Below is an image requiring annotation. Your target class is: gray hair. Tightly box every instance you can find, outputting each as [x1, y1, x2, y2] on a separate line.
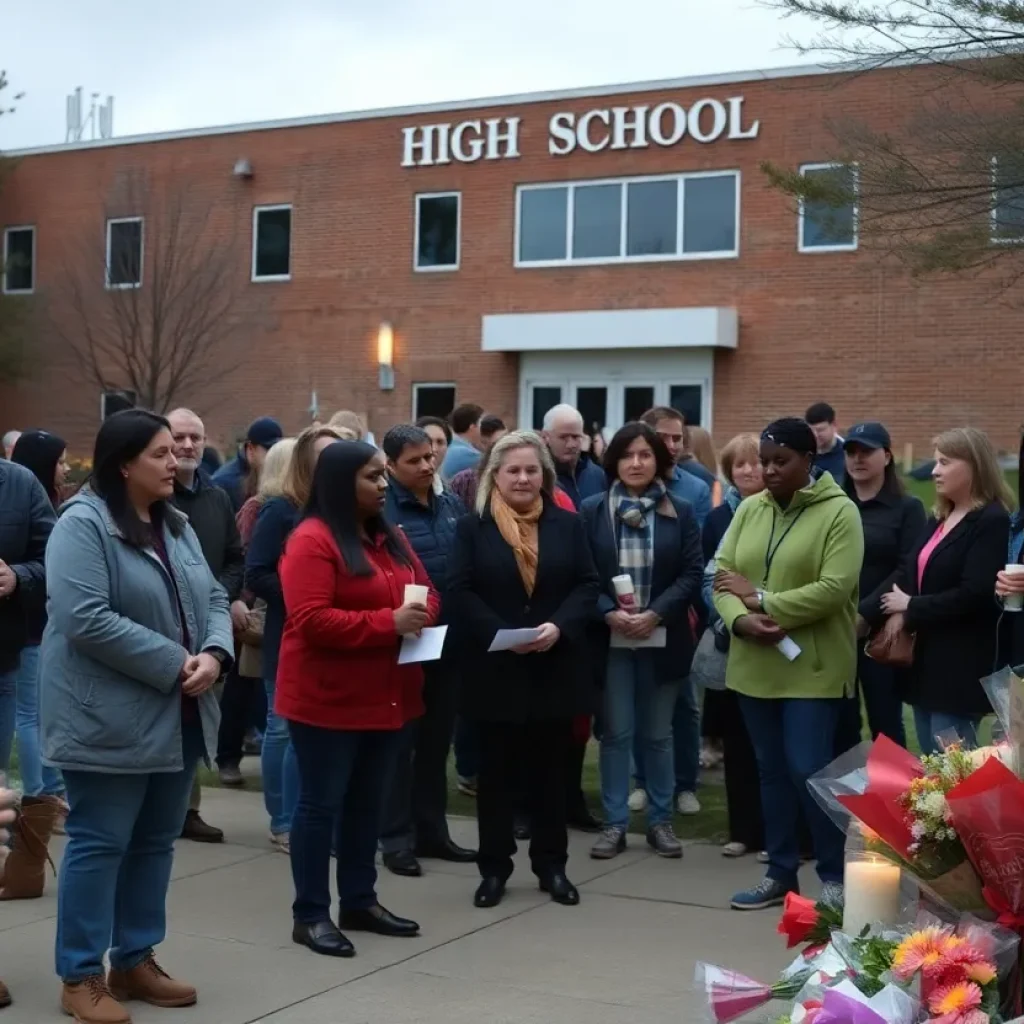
[475, 430, 556, 515]
[542, 404, 583, 432]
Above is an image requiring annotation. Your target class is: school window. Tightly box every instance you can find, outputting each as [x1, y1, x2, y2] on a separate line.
[798, 163, 858, 252]
[252, 205, 292, 281]
[515, 171, 739, 267]
[2, 226, 35, 294]
[991, 157, 1024, 243]
[106, 217, 143, 288]
[413, 383, 456, 420]
[415, 193, 460, 271]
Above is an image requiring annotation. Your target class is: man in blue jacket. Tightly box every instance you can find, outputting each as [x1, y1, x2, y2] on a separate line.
[640, 408, 712, 529]
[380, 425, 476, 876]
[542, 404, 605, 507]
[212, 416, 283, 512]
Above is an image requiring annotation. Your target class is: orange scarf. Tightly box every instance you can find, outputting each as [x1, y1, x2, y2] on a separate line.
[490, 491, 543, 596]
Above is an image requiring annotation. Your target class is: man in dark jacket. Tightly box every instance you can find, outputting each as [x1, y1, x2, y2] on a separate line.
[542, 404, 605, 507]
[379, 424, 476, 876]
[0, 459, 54, 775]
[168, 409, 247, 843]
[212, 416, 283, 512]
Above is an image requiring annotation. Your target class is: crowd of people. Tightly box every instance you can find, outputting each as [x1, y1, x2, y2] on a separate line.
[0, 395, 1021, 1022]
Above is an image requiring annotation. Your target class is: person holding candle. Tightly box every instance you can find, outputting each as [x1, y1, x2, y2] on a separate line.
[277, 440, 439, 957]
[713, 418, 863, 912]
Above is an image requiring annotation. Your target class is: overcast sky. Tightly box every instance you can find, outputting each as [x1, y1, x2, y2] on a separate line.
[4, 1, 822, 150]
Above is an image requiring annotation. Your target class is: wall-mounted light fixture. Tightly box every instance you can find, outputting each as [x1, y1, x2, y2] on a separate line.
[377, 321, 395, 390]
[233, 158, 253, 179]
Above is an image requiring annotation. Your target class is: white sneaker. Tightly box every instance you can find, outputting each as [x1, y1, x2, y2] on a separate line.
[722, 842, 748, 858]
[676, 791, 701, 815]
[627, 789, 648, 812]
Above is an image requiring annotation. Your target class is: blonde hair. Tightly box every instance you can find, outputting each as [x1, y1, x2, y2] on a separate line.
[719, 433, 761, 487]
[257, 438, 296, 502]
[475, 430, 556, 515]
[283, 425, 344, 508]
[328, 410, 366, 440]
[687, 425, 718, 476]
[932, 426, 1015, 519]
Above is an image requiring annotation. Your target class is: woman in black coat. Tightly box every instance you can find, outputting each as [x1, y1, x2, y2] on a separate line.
[876, 427, 1012, 754]
[447, 430, 599, 910]
[580, 422, 703, 862]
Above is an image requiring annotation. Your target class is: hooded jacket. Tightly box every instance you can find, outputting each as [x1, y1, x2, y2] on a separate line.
[712, 472, 863, 700]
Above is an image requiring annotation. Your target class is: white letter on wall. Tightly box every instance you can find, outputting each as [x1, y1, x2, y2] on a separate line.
[451, 120, 485, 163]
[486, 117, 521, 160]
[648, 102, 686, 147]
[688, 99, 728, 143]
[577, 109, 611, 153]
[548, 112, 577, 156]
[727, 96, 760, 140]
[611, 106, 649, 150]
[402, 125, 437, 167]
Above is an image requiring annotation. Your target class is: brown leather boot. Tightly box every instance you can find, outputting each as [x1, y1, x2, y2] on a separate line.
[0, 978, 10, 1008]
[61, 976, 131, 1023]
[107, 953, 196, 1008]
[0, 795, 59, 900]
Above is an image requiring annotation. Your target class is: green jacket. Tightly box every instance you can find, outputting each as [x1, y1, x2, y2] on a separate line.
[712, 473, 863, 700]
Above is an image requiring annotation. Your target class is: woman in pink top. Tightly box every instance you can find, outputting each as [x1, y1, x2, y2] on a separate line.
[877, 427, 1012, 754]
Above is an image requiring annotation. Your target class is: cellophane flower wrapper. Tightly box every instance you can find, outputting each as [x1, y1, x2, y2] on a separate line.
[816, 981, 918, 1024]
[981, 666, 1024, 778]
[694, 963, 808, 1023]
[782, 943, 851, 985]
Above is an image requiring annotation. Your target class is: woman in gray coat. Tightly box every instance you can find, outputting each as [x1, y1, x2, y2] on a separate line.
[40, 410, 232, 1024]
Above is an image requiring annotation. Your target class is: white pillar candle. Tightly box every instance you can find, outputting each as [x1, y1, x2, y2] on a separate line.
[842, 857, 901, 937]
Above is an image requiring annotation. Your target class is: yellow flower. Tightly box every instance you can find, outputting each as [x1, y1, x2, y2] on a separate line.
[928, 980, 983, 1017]
[893, 927, 955, 980]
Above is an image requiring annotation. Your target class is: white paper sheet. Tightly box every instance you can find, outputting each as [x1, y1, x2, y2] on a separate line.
[398, 626, 448, 664]
[776, 636, 802, 661]
[609, 627, 667, 649]
[488, 627, 543, 652]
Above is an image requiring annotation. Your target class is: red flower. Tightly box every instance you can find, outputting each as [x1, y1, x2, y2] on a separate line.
[778, 892, 820, 948]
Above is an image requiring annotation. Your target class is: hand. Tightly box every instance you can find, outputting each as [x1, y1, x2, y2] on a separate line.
[230, 600, 251, 633]
[0, 561, 15, 599]
[0, 786, 16, 846]
[733, 613, 786, 646]
[512, 622, 561, 654]
[880, 585, 911, 615]
[605, 610, 634, 634]
[856, 614, 871, 639]
[181, 653, 221, 696]
[996, 570, 1024, 597]
[393, 603, 429, 636]
[623, 610, 660, 639]
[880, 612, 906, 640]
[714, 570, 756, 601]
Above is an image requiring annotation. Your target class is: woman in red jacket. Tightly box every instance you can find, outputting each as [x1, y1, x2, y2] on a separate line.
[277, 440, 440, 958]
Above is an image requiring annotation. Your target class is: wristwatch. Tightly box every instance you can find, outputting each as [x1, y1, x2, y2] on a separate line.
[755, 590, 766, 611]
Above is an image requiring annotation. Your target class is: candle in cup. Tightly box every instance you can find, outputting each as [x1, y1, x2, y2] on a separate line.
[403, 584, 429, 606]
[842, 856, 901, 937]
[611, 574, 637, 611]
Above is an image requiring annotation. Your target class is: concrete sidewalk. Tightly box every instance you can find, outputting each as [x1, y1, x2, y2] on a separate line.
[0, 788, 823, 1023]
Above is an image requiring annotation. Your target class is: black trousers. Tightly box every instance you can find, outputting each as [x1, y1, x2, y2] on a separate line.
[719, 689, 764, 849]
[217, 669, 265, 768]
[380, 661, 457, 853]
[477, 718, 571, 881]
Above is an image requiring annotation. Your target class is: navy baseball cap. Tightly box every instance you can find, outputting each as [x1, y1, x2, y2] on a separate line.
[246, 417, 283, 449]
[844, 422, 891, 451]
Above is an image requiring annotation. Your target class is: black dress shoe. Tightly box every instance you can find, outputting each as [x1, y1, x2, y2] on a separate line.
[292, 919, 356, 958]
[513, 819, 531, 841]
[416, 838, 477, 863]
[339, 904, 420, 937]
[567, 809, 603, 833]
[383, 850, 423, 877]
[539, 872, 580, 906]
[474, 876, 506, 908]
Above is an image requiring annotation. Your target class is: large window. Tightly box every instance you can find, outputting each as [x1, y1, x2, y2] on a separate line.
[413, 383, 456, 420]
[991, 157, 1024, 243]
[415, 193, 460, 271]
[798, 163, 858, 252]
[252, 205, 292, 281]
[106, 217, 143, 288]
[3, 226, 35, 294]
[515, 171, 739, 267]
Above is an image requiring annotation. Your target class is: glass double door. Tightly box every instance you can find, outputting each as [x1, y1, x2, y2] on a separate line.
[529, 380, 704, 435]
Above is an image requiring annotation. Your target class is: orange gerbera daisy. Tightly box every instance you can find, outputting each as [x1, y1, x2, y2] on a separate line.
[893, 927, 955, 980]
[938, 942, 998, 987]
[928, 980, 983, 1019]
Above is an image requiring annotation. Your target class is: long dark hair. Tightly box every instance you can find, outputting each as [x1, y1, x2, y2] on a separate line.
[91, 409, 182, 546]
[602, 422, 675, 486]
[11, 429, 66, 505]
[842, 447, 906, 500]
[303, 439, 410, 577]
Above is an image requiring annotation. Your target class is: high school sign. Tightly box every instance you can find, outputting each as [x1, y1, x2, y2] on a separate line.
[400, 96, 759, 167]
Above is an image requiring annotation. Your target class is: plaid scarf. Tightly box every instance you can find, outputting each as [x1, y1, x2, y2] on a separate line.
[609, 480, 665, 610]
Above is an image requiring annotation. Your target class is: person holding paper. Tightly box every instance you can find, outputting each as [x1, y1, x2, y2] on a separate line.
[276, 441, 439, 958]
[581, 422, 704, 862]
[713, 417, 862, 913]
[379, 424, 476, 877]
[447, 430, 599, 911]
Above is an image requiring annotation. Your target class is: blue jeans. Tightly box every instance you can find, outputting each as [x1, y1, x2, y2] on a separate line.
[738, 695, 845, 886]
[262, 677, 299, 836]
[600, 650, 679, 830]
[15, 645, 64, 797]
[288, 721, 403, 922]
[912, 707, 981, 756]
[0, 658, 18, 778]
[633, 675, 701, 794]
[55, 723, 203, 981]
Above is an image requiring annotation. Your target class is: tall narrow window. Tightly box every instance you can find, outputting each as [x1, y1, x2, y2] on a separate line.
[799, 163, 858, 252]
[415, 193, 460, 271]
[3, 226, 35, 294]
[106, 217, 143, 288]
[992, 157, 1024, 243]
[252, 205, 292, 281]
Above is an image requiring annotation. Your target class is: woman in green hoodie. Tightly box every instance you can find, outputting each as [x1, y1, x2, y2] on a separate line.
[713, 418, 863, 913]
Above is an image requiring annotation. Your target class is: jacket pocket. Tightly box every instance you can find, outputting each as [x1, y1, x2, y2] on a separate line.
[69, 675, 141, 750]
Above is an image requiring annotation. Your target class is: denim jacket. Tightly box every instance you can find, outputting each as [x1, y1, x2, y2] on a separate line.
[701, 486, 743, 625]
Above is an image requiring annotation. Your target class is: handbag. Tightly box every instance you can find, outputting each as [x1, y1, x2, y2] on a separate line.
[864, 623, 915, 667]
[691, 625, 728, 691]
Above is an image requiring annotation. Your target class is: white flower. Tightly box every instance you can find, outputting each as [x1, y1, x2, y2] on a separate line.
[920, 791, 948, 820]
